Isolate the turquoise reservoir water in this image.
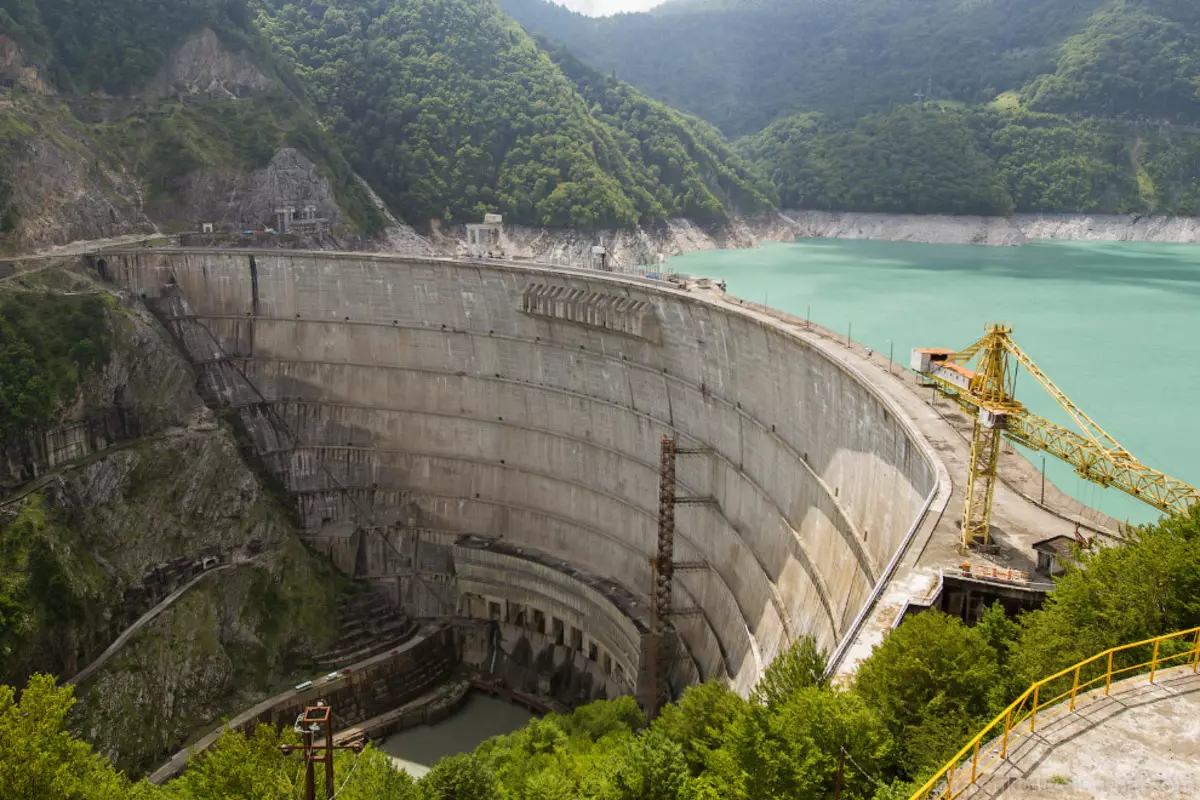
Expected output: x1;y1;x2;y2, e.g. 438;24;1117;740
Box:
672;239;1200;525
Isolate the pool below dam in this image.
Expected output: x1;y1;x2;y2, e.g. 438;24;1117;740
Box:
673;239;1200;525
379;692;536;777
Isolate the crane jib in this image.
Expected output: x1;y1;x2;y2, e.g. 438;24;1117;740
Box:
912;324;1199;549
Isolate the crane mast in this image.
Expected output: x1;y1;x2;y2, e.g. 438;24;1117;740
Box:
912;324;1200;550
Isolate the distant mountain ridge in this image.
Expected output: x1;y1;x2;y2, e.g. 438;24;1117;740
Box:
502;0;1200;218
500;0;1200;135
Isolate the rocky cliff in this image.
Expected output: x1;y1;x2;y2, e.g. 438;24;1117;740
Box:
0;29;415;255
0;265;343;771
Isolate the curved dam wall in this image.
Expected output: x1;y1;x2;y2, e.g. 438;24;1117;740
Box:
98;250;936;696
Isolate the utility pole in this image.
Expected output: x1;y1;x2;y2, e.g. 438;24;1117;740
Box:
1040;456;1047;505
834;744;846;800
280;703;364;800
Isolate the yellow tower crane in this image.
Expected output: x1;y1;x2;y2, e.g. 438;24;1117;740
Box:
912;323;1200;550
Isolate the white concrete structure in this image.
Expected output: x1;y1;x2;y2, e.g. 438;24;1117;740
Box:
98;250;939;697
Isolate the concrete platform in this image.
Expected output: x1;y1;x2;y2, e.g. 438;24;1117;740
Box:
970;667;1200;799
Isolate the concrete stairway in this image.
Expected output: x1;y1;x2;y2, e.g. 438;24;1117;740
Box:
313;590;420;669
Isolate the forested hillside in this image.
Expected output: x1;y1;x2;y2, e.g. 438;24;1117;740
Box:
501;0;1200;136
256;0;770;229
0;0;387;248
502;0;1200;216
0;0;769;251
737;105;1200;216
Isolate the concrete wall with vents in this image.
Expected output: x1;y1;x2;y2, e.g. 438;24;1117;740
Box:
100;250;936;696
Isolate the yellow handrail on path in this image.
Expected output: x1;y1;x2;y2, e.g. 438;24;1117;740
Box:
909;625;1200;800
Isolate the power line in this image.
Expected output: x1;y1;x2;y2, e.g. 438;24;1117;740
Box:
842;747;907;798
328;749;365;800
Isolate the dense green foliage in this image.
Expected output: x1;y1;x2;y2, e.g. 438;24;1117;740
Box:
1024;2;1200;121
256;0;770;228
0;0;258;93
502;0;1200;136
0;293;110;442
501;0;1200;216
0;675;141;800
737;105;1200;215
0;496;104;676
3;508;1200;798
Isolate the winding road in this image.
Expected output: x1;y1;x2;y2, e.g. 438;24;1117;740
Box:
68;563;237;686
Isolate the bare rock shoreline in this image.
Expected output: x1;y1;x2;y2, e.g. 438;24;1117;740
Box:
783;210;1200;246
429;210;1200;270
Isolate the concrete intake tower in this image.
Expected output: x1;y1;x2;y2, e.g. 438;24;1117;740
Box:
96;250;938;704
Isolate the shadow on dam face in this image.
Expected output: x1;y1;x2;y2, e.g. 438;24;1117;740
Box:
99;249;937;698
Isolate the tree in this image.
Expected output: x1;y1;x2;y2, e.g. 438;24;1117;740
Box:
652;681;747;775
599;731;689;800
722;686;893;800
331;749;421;800
0;675;135;800
420;753;498;800
853;611;1002;777
160;725;303;800
752;636;828;709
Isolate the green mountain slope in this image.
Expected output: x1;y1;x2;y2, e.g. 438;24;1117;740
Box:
500;0;1200;136
503;0;1200;216
0;0;386;250
739;104;1200;216
256;0;770;228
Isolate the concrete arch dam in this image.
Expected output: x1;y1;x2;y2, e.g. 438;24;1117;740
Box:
97;250;937;700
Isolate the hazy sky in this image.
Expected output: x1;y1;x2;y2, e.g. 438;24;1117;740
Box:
550;0;665;16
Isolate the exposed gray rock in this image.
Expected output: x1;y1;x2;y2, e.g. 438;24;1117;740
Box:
783;210;1200;246
429;212;796;268
4;118;156;248
173;148;341;232
146;28;272;99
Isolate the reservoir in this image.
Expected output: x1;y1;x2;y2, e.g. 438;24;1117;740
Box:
673;239;1200;525
378;692;536;777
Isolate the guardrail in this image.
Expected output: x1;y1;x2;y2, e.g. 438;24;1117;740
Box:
910;625;1200;799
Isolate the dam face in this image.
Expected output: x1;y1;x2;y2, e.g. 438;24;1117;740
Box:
99;250;936;699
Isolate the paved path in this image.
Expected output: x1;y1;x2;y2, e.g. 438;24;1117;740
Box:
147;624;446;785
68;564;235;686
973;667;1200;799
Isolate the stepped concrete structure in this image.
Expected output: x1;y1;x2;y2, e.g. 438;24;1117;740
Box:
88;248;1088;704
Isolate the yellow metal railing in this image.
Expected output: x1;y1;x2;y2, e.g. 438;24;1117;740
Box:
909;625;1200;800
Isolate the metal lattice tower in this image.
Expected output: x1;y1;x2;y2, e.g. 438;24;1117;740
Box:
646;435;677;718
644;435;715;718
913;323;1200;551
